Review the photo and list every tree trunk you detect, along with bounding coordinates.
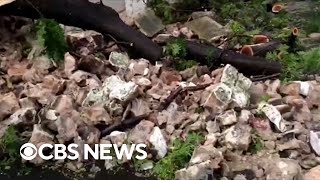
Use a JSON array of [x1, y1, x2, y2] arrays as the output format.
[[0, 0, 163, 62]]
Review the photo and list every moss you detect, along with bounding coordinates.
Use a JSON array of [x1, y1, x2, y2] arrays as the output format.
[[152, 133, 204, 180], [34, 18, 68, 62]]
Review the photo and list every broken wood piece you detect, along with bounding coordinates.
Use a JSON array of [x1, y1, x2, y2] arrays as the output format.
[[0, 0, 163, 62]]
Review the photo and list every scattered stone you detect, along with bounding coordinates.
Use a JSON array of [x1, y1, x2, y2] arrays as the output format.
[[304, 165, 320, 180], [134, 8, 164, 37], [149, 126, 167, 159], [257, 102, 286, 132], [185, 16, 230, 41], [0, 92, 20, 121], [280, 82, 300, 96], [64, 52, 77, 76], [109, 51, 130, 69], [310, 131, 320, 156], [128, 120, 154, 144], [265, 159, 302, 180], [82, 104, 113, 125], [108, 131, 127, 146], [175, 160, 214, 180], [102, 75, 138, 102], [223, 124, 252, 151], [27, 124, 54, 165], [217, 109, 237, 126], [191, 11, 216, 20], [66, 29, 104, 56], [238, 110, 252, 123]]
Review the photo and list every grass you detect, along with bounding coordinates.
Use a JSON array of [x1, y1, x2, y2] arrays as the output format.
[[152, 132, 204, 180]]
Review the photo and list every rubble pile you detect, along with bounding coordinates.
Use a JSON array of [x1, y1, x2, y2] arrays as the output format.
[[0, 1, 320, 180]]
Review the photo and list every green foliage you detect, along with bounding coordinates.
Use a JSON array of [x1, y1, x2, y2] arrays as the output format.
[[249, 131, 264, 154], [34, 18, 68, 62], [166, 38, 199, 70], [0, 126, 31, 175], [215, 0, 289, 35], [147, 0, 173, 23], [152, 133, 204, 180], [166, 38, 187, 58], [147, 0, 211, 23], [0, 126, 22, 166], [230, 21, 246, 34], [266, 46, 320, 82], [194, 106, 205, 114], [175, 60, 198, 71], [259, 95, 271, 103]]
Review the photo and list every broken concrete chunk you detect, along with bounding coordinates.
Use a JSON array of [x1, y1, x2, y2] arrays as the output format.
[[101, 0, 125, 12], [175, 160, 214, 180], [257, 102, 286, 132], [134, 8, 164, 37], [125, 0, 147, 19], [265, 159, 302, 180], [102, 75, 138, 102], [0, 92, 20, 121], [213, 83, 233, 104], [149, 126, 167, 159], [109, 131, 127, 147], [280, 82, 300, 96], [64, 52, 77, 76], [128, 59, 150, 76], [217, 109, 237, 126], [189, 144, 223, 166], [130, 98, 151, 116], [66, 29, 104, 56], [310, 131, 320, 156], [191, 11, 216, 20], [55, 110, 79, 144], [28, 124, 54, 165], [128, 120, 154, 144], [185, 16, 230, 42], [109, 52, 130, 69], [82, 104, 113, 125], [223, 124, 251, 151], [304, 165, 320, 180]]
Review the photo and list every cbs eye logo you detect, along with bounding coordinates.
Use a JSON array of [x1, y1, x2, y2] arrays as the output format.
[[20, 143, 38, 160]]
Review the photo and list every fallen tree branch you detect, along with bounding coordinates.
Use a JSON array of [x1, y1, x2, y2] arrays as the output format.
[[0, 0, 163, 62], [185, 40, 282, 76]]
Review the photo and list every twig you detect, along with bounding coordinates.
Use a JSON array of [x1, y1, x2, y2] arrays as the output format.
[[250, 73, 281, 81], [158, 86, 183, 111], [105, 34, 133, 47], [158, 83, 212, 111], [100, 113, 150, 138]]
